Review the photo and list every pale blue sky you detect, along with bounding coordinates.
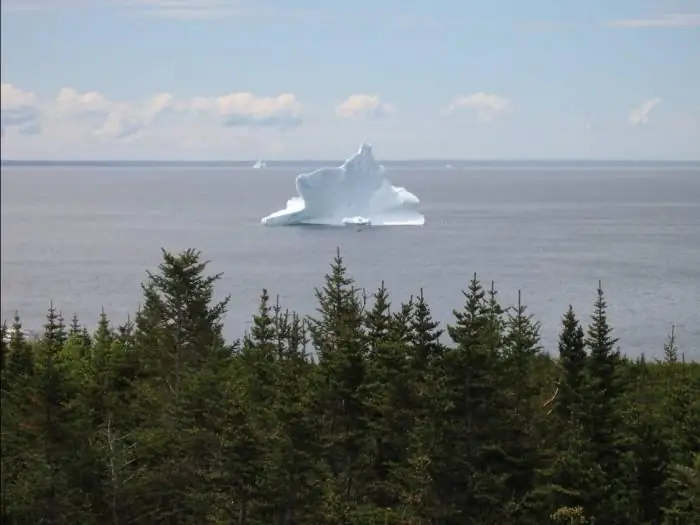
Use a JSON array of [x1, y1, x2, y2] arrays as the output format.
[[1, 0, 699, 160]]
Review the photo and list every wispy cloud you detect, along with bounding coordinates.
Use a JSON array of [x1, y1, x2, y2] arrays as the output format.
[[388, 14, 465, 31], [444, 93, 513, 122], [608, 13, 700, 28], [0, 0, 297, 20], [184, 92, 303, 128], [1, 0, 106, 12], [335, 95, 396, 120], [629, 98, 661, 126], [121, 0, 247, 20]]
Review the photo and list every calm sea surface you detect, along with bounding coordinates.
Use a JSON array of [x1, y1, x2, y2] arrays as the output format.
[[2, 162, 699, 358]]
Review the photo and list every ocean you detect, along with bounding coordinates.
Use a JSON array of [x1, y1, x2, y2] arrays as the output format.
[[2, 161, 699, 358]]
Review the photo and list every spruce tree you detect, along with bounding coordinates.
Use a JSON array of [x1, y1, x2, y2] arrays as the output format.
[[584, 282, 627, 524], [543, 305, 603, 519], [241, 288, 278, 404], [440, 273, 508, 523], [664, 453, 700, 524], [43, 302, 68, 353], [363, 285, 415, 510], [660, 330, 700, 523], [308, 248, 371, 512], [122, 249, 233, 522], [410, 289, 444, 367], [500, 291, 545, 522], [264, 305, 321, 524], [62, 314, 91, 362], [364, 281, 392, 354], [68, 314, 81, 336], [93, 308, 114, 356], [7, 312, 34, 378], [404, 289, 447, 521], [663, 325, 678, 364], [555, 306, 587, 423], [134, 248, 230, 393], [24, 302, 77, 522], [483, 280, 506, 353]]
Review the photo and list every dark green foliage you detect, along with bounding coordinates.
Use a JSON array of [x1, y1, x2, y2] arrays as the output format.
[[1, 249, 699, 525], [555, 306, 587, 423]]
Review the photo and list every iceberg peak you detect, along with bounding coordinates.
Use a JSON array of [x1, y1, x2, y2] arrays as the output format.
[[261, 143, 424, 227], [358, 142, 373, 156]]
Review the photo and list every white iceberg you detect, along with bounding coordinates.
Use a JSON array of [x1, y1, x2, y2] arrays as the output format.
[[261, 143, 424, 227]]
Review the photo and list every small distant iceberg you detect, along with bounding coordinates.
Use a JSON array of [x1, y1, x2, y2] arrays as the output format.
[[253, 160, 267, 169], [445, 163, 454, 170], [261, 143, 424, 227]]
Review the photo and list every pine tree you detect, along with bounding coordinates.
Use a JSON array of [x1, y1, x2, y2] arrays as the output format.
[[68, 314, 81, 336], [410, 289, 444, 368], [134, 248, 231, 393], [93, 308, 114, 356], [664, 453, 700, 524], [402, 289, 447, 521], [120, 249, 234, 522], [363, 284, 415, 510], [627, 397, 670, 524], [241, 288, 278, 404], [439, 273, 509, 523], [62, 314, 91, 362], [7, 312, 34, 378], [542, 306, 603, 519], [364, 281, 392, 354], [43, 302, 68, 353], [24, 302, 79, 522], [660, 329, 700, 524], [483, 280, 506, 353], [500, 290, 546, 522], [308, 248, 372, 514], [555, 306, 587, 423], [269, 308, 321, 524], [663, 325, 678, 364], [584, 282, 628, 524], [447, 272, 488, 348]]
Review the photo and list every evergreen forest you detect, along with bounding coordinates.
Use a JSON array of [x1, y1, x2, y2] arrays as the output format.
[[1, 248, 699, 525]]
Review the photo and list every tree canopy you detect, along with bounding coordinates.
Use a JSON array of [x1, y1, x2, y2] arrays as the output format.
[[1, 248, 698, 525]]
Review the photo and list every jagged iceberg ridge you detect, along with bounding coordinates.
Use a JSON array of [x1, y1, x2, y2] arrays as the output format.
[[261, 143, 424, 227]]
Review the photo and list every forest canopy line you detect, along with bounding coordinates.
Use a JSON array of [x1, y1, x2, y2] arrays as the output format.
[[1, 248, 699, 525]]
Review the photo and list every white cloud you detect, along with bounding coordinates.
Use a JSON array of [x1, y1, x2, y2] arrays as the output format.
[[179, 92, 303, 128], [1, 84, 42, 136], [629, 98, 661, 126], [335, 94, 395, 120], [1, 84, 38, 108], [54, 87, 114, 117], [93, 92, 174, 139], [608, 13, 700, 28], [1, 83, 303, 142], [445, 92, 513, 122]]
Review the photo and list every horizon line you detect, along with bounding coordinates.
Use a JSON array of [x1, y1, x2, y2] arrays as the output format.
[[3, 158, 699, 165]]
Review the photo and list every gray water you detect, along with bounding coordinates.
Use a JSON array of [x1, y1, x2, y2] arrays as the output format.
[[2, 163, 699, 358]]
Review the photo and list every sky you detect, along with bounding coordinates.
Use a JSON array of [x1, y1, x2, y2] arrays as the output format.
[[1, 0, 699, 160]]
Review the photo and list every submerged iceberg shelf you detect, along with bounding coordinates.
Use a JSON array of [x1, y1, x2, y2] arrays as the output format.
[[261, 143, 425, 227]]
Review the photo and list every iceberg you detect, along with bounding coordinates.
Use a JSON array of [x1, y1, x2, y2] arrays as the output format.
[[261, 143, 424, 227]]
